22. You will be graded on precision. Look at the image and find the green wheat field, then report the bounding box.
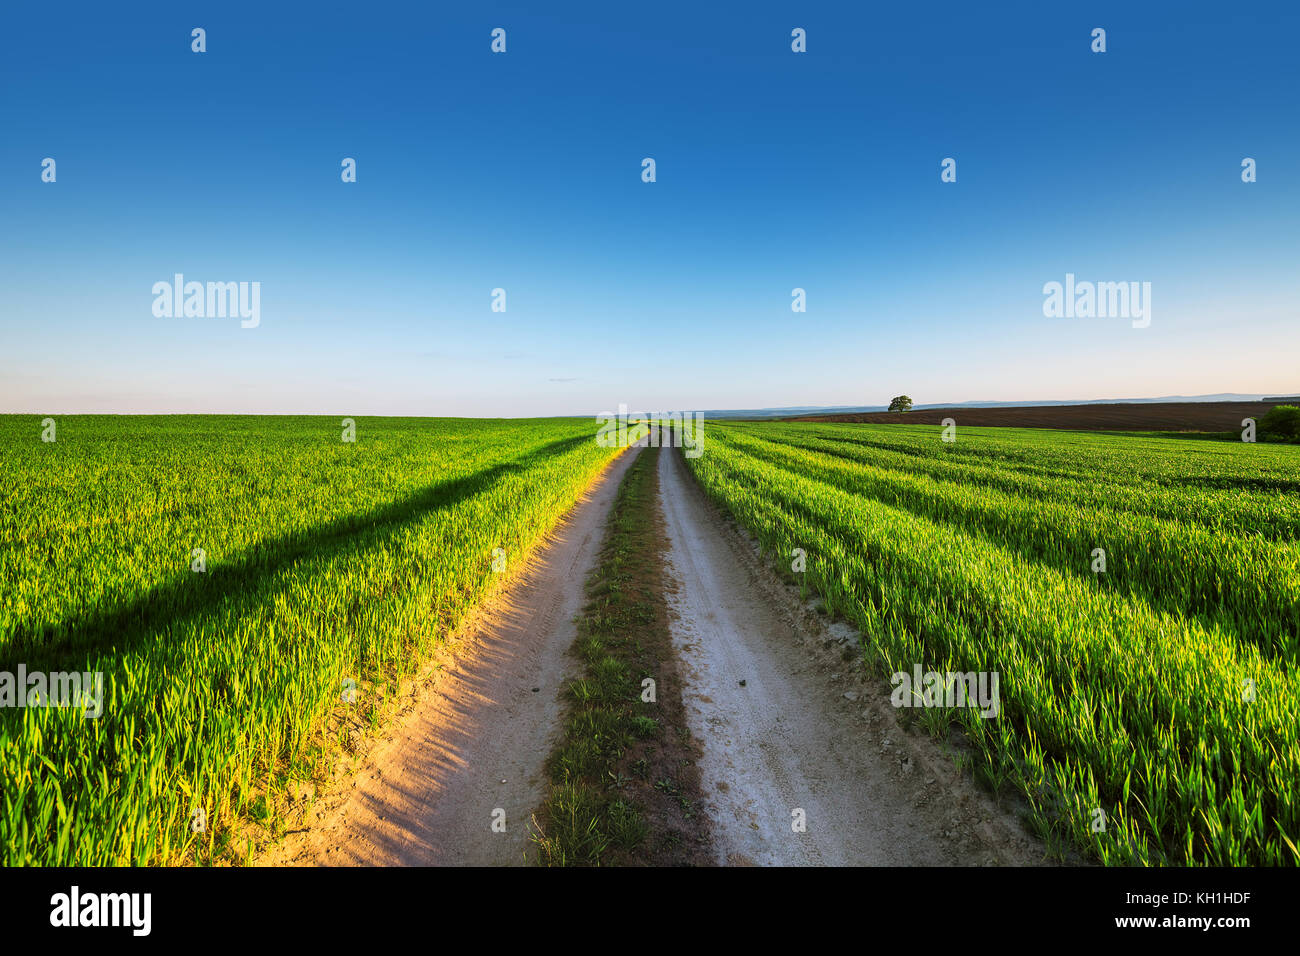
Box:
[688,421,1299,866]
[0,415,619,865]
[1,415,1296,865]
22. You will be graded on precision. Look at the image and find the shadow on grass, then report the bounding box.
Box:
[2,433,592,673]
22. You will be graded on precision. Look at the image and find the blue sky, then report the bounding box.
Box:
[2,1,1297,416]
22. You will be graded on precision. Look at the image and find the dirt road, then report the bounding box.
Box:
[262,447,637,866]
[265,441,1043,867]
[657,447,1045,866]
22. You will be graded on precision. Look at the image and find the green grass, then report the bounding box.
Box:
[686,420,1300,866]
[0,414,620,865]
[534,448,662,866]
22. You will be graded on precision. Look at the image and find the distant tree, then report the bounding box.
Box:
[888,395,913,412]
[1259,405,1300,443]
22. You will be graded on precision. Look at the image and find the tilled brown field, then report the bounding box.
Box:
[790,401,1284,432]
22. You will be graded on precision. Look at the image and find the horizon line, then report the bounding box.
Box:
[4,391,1298,420]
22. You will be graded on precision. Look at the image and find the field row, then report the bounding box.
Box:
[686,421,1299,866]
[0,416,620,865]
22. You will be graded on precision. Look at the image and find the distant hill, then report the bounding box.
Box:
[696,393,1280,419]
[788,400,1285,432]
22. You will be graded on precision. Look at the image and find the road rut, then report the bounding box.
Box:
[658,446,1044,866]
[262,447,637,866]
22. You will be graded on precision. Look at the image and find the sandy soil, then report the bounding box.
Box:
[657,447,1047,866]
[260,447,638,866]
